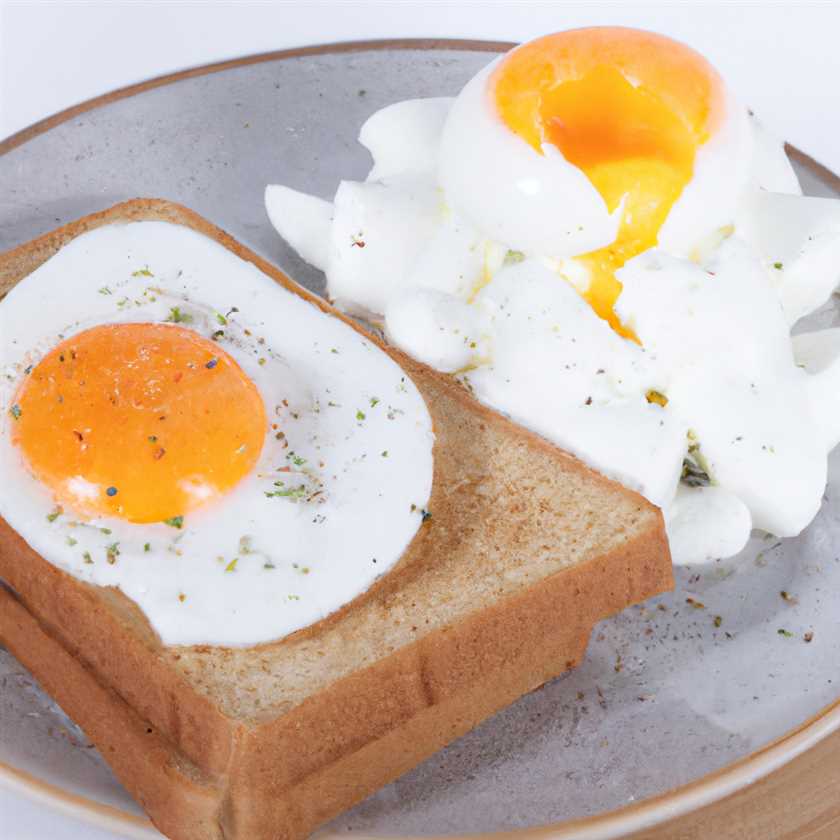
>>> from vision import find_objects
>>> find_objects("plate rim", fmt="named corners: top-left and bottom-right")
top-left (2, 35), bottom-right (840, 840)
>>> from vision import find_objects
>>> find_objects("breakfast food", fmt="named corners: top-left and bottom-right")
top-left (267, 27), bottom-right (840, 567)
top-left (0, 208), bottom-right (435, 646)
top-left (0, 200), bottom-right (671, 840)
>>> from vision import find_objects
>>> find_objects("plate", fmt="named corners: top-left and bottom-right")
top-left (2, 39), bottom-right (840, 840)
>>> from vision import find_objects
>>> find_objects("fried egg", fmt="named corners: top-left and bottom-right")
top-left (266, 27), bottom-right (840, 567)
top-left (0, 221), bottom-right (434, 646)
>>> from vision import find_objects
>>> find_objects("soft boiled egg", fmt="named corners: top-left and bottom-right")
top-left (438, 27), bottom-right (753, 334)
top-left (266, 26), bottom-right (840, 568)
top-left (0, 221), bottom-right (434, 646)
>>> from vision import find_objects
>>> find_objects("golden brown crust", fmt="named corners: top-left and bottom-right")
top-left (0, 199), bottom-right (673, 840)
top-left (0, 586), bottom-right (224, 840)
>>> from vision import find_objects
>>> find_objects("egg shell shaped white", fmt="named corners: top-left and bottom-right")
top-left (360, 97), bottom-right (454, 180)
top-left (793, 328), bottom-right (840, 452)
top-left (657, 89), bottom-right (754, 256)
top-left (265, 184), bottom-right (333, 272)
top-left (437, 61), bottom-right (622, 259)
top-left (666, 484), bottom-right (752, 566)
top-left (327, 174), bottom-right (442, 316)
top-left (747, 115), bottom-right (802, 195)
top-left (736, 190), bottom-right (840, 325)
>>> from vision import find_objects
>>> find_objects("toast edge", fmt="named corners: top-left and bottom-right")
top-left (0, 585), bottom-right (224, 840)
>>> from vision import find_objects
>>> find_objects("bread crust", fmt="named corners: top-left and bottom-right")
top-left (0, 199), bottom-right (673, 840)
top-left (0, 586), bottom-right (224, 840)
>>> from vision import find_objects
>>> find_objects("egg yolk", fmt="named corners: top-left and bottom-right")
top-left (493, 27), bottom-right (725, 335)
top-left (11, 323), bottom-right (266, 524)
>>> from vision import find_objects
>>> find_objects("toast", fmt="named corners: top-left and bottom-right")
top-left (0, 199), bottom-right (673, 840)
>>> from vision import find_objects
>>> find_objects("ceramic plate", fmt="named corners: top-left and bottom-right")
top-left (2, 40), bottom-right (840, 840)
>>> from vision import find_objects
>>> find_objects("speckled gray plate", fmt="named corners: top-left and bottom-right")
top-left (1, 40), bottom-right (840, 840)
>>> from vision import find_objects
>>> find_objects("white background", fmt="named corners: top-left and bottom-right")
top-left (1, 1), bottom-right (839, 838)
top-left (2, 0), bottom-right (840, 172)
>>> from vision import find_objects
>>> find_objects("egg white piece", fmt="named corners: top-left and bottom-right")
top-left (616, 239), bottom-right (792, 383)
top-left (0, 222), bottom-right (434, 647)
top-left (437, 62), bottom-right (622, 259)
top-left (736, 190), bottom-right (840, 325)
top-left (666, 485), bottom-right (752, 566)
top-left (747, 115), bottom-right (802, 195)
top-left (656, 91), bottom-right (753, 256)
top-left (385, 287), bottom-right (485, 373)
top-left (404, 215), bottom-right (489, 300)
top-left (265, 184), bottom-right (333, 272)
top-left (460, 260), bottom-right (686, 508)
top-left (360, 97), bottom-right (453, 180)
top-left (793, 329), bottom-right (840, 451)
top-left (327, 174), bottom-right (441, 316)
top-left (618, 239), bottom-right (826, 536)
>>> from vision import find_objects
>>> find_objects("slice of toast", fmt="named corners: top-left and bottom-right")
top-left (0, 199), bottom-right (672, 840)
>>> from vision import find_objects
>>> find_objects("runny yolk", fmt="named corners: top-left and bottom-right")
top-left (493, 27), bottom-right (725, 336)
top-left (11, 323), bottom-right (266, 524)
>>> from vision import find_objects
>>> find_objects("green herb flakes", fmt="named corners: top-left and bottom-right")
top-left (504, 249), bottom-right (526, 265)
top-left (66, 536), bottom-right (78, 547)
top-left (265, 482), bottom-right (307, 500)
top-left (777, 628), bottom-right (794, 638)
top-left (83, 551), bottom-right (93, 564)
top-left (370, 397), bottom-right (380, 407)
top-left (215, 312), bottom-right (228, 326)
top-left (144, 543), bottom-right (151, 552)
top-left (773, 262), bottom-right (784, 270)
top-left (225, 558), bottom-right (238, 573)
top-left (9, 404), bottom-right (21, 421)
top-left (46, 506), bottom-right (63, 523)
top-left (106, 542), bottom-right (120, 564)
top-left (356, 409), bottom-right (366, 421)
top-left (163, 516), bottom-right (184, 529)
top-left (132, 266), bottom-right (153, 278)
top-left (166, 307), bottom-right (192, 324)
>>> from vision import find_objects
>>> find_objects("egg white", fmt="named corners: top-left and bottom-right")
top-left (359, 96), bottom-right (453, 181)
top-left (437, 61), bottom-right (622, 259)
top-left (736, 190), bottom-right (840, 325)
top-left (0, 221), bottom-right (434, 646)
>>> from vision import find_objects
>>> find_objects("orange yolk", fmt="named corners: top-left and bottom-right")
top-left (493, 27), bottom-right (725, 335)
top-left (11, 323), bottom-right (266, 524)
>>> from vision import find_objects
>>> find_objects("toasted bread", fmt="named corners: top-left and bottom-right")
top-left (0, 199), bottom-right (672, 840)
